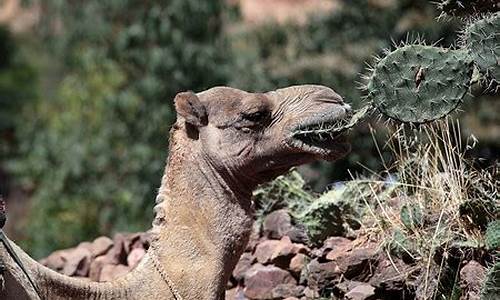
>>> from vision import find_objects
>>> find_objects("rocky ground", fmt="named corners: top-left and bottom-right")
top-left (40, 208), bottom-right (490, 300)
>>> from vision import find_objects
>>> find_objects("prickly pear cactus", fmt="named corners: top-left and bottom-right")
top-left (297, 196), bottom-right (345, 245)
top-left (484, 220), bottom-right (500, 251)
top-left (400, 204), bottom-right (423, 230)
top-left (464, 12), bottom-right (500, 83)
top-left (481, 261), bottom-right (500, 300)
top-left (438, 0), bottom-right (499, 17)
top-left (366, 44), bottom-right (473, 124)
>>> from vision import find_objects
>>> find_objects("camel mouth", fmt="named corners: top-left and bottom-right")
top-left (288, 115), bottom-right (353, 159)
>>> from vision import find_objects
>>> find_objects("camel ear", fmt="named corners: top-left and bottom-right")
top-left (174, 91), bottom-right (207, 127)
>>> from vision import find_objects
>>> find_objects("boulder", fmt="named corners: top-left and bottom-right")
top-left (263, 209), bottom-right (294, 240)
top-left (89, 255), bottom-right (114, 282)
top-left (61, 245), bottom-right (92, 277)
top-left (233, 252), bottom-right (255, 282)
top-left (244, 264), bottom-right (296, 299)
top-left (323, 237), bottom-right (353, 260)
top-left (344, 284), bottom-right (376, 300)
top-left (40, 250), bottom-right (66, 271)
top-left (271, 284), bottom-right (304, 299)
top-left (127, 247), bottom-right (146, 269)
top-left (99, 264), bottom-right (130, 282)
top-left (90, 236), bottom-right (114, 257)
top-left (289, 253), bottom-right (308, 276)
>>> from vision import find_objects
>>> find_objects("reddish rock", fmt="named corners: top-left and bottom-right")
top-left (41, 250), bottom-right (66, 271)
top-left (127, 248), bottom-right (146, 269)
top-left (226, 286), bottom-right (247, 300)
top-left (89, 255), bottom-right (113, 282)
top-left (289, 253), bottom-right (308, 275)
top-left (323, 237), bottom-right (353, 260)
top-left (255, 240), bottom-right (282, 265)
top-left (124, 233), bottom-right (142, 254)
top-left (303, 286), bottom-right (320, 299)
top-left (304, 259), bottom-right (342, 291)
top-left (283, 298), bottom-right (300, 300)
top-left (271, 284), bottom-right (304, 299)
top-left (335, 280), bottom-right (368, 296)
top-left (233, 252), bottom-right (255, 282)
top-left (344, 284), bottom-right (375, 300)
top-left (460, 260), bottom-right (486, 300)
top-left (105, 233), bottom-right (127, 265)
top-left (369, 255), bottom-right (413, 295)
top-left (90, 236), bottom-right (114, 257)
top-left (61, 246), bottom-right (92, 277)
top-left (263, 209), bottom-right (294, 240)
top-left (255, 236), bottom-right (304, 268)
top-left (332, 248), bottom-right (378, 280)
top-left (244, 264), bottom-right (296, 299)
top-left (99, 264), bottom-right (130, 282)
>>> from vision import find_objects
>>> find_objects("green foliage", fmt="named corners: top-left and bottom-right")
top-left (481, 261), bottom-right (500, 300)
top-left (485, 220), bottom-right (500, 251)
top-left (11, 0), bottom-right (228, 257)
top-left (464, 12), bottom-right (500, 85)
top-left (400, 203), bottom-right (423, 230)
top-left (366, 45), bottom-right (473, 123)
top-left (0, 26), bottom-right (37, 157)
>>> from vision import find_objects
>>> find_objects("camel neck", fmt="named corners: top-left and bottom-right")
top-left (148, 134), bottom-right (255, 299)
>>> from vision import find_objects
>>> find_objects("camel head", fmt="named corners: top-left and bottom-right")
top-left (173, 84), bottom-right (352, 185)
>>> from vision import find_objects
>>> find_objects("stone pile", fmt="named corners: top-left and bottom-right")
top-left (41, 209), bottom-right (487, 300)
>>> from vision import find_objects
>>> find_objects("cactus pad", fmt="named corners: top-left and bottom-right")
top-left (485, 220), bottom-right (500, 251)
top-left (366, 45), bottom-right (473, 124)
top-left (464, 12), bottom-right (500, 82)
top-left (438, 0), bottom-right (499, 17)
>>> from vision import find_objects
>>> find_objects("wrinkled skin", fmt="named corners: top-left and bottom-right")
top-left (0, 85), bottom-right (351, 300)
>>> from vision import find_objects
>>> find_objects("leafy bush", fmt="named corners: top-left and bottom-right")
top-left (10, 0), bottom-right (228, 257)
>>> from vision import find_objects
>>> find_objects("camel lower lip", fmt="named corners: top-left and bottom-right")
top-left (289, 132), bottom-right (350, 157)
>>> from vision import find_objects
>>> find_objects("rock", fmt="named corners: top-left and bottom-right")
top-left (324, 237), bottom-right (353, 260)
top-left (90, 236), bottom-right (114, 257)
top-left (335, 280), bottom-right (369, 296)
top-left (233, 252), bottom-right (255, 282)
top-left (303, 286), bottom-right (319, 299)
top-left (61, 246), bottom-right (92, 277)
top-left (244, 264), bottom-right (296, 299)
top-left (344, 284), bottom-right (375, 300)
top-left (124, 233), bottom-right (142, 254)
top-left (226, 286), bottom-right (247, 300)
top-left (271, 284), bottom-right (304, 299)
top-left (369, 255), bottom-right (414, 296)
top-left (99, 264), bottom-right (130, 282)
top-left (106, 233), bottom-right (128, 265)
top-left (89, 255), bottom-right (113, 282)
top-left (41, 250), bottom-right (66, 271)
top-left (283, 298), bottom-right (300, 300)
top-left (460, 260), bottom-right (486, 300)
top-left (332, 248), bottom-right (378, 280)
top-left (263, 209), bottom-right (294, 240)
top-left (289, 253), bottom-right (308, 276)
top-left (255, 240), bottom-right (282, 265)
top-left (255, 236), bottom-right (304, 268)
top-left (304, 259), bottom-right (342, 291)
top-left (127, 247), bottom-right (146, 269)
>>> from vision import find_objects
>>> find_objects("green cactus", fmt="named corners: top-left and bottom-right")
top-left (297, 197), bottom-right (345, 245)
top-left (366, 44), bottom-right (473, 124)
top-left (485, 220), bottom-right (500, 251)
top-left (388, 229), bottom-right (418, 263)
top-left (463, 12), bottom-right (500, 85)
top-left (438, 0), bottom-right (499, 17)
top-left (481, 261), bottom-right (500, 300)
top-left (400, 204), bottom-right (424, 230)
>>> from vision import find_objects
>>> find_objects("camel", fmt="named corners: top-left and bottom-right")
top-left (0, 85), bottom-right (352, 299)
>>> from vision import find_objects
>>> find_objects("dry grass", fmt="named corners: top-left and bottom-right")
top-left (351, 118), bottom-right (498, 298)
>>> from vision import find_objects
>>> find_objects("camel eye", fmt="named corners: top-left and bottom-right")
top-left (242, 110), bottom-right (269, 123)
